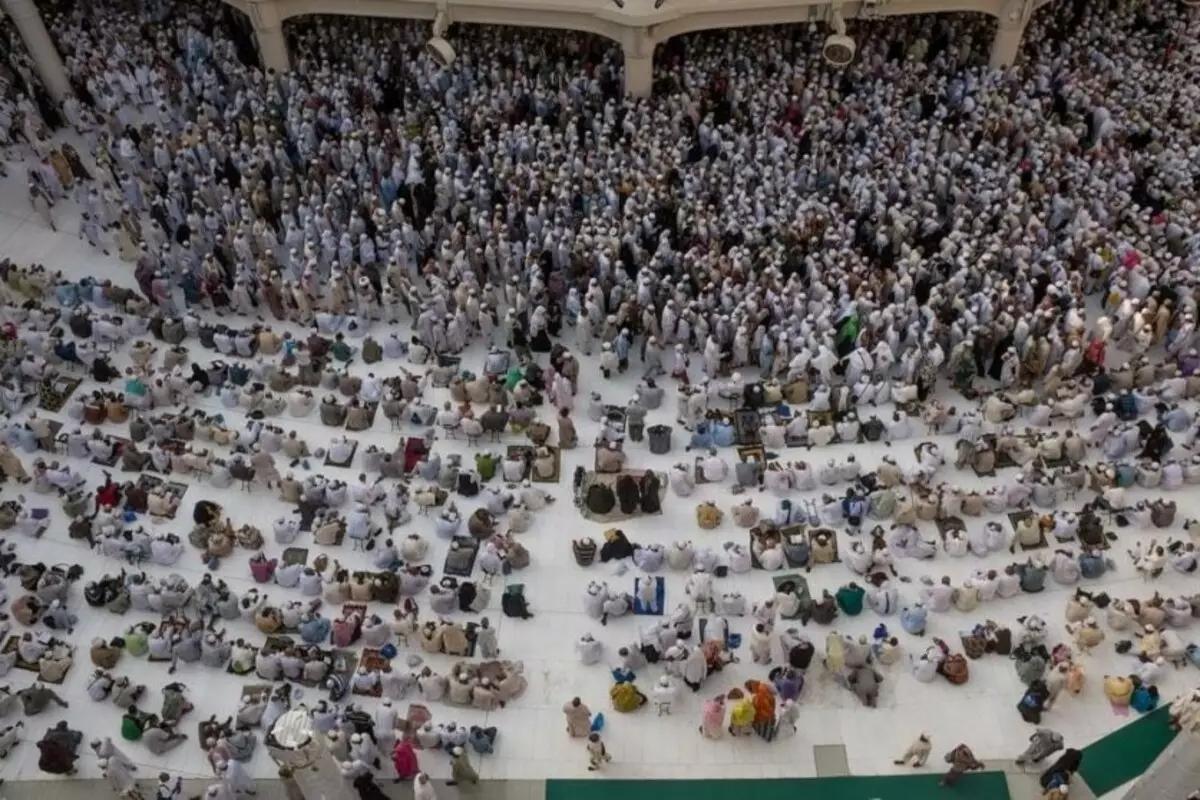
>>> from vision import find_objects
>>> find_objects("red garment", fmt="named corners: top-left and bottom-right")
top-left (249, 556), bottom-right (277, 583)
top-left (392, 738), bottom-right (419, 780)
top-left (96, 482), bottom-right (120, 508)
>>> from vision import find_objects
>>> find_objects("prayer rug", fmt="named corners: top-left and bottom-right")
top-left (443, 536), bottom-right (480, 578)
top-left (38, 376), bottom-right (81, 413)
top-left (772, 573), bottom-right (811, 619)
top-left (0, 635), bottom-right (39, 673)
top-left (578, 470), bottom-right (667, 523)
top-left (144, 439), bottom-right (187, 473)
top-left (1009, 510), bottom-right (1048, 551)
top-left (324, 439), bottom-right (359, 468)
top-left (352, 648), bottom-right (387, 697)
top-left (632, 576), bottom-right (665, 615)
top-left (227, 646), bottom-right (260, 676)
top-left (530, 445), bottom-right (561, 483)
top-left (92, 437), bottom-right (127, 467)
top-left (136, 474), bottom-right (187, 519)
top-left (506, 445), bottom-right (534, 481)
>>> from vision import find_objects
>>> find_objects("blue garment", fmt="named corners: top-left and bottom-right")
top-left (55, 283), bottom-right (80, 307)
top-left (380, 176), bottom-right (398, 210)
top-left (299, 617), bottom-right (331, 644)
top-left (690, 422), bottom-right (714, 449)
top-left (1114, 463), bottom-right (1137, 488)
top-left (54, 341), bottom-right (79, 364)
top-left (712, 422), bottom-right (735, 447)
top-left (774, 673), bottom-right (802, 701)
top-left (842, 497), bottom-right (868, 522)
top-left (1131, 686), bottom-right (1158, 713)
top-left (900, 606), bottom-right (927, 634)
top-left (1079, 554), bottom-right (1105, 579)
top-left (469, 727), bottom-right (497, 755)
top-left (759, 336), bottom-right (774, 370)
top-left (615, 333), bottom-right (631, 361)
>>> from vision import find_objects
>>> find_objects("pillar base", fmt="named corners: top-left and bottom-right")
top-left (990, 24), bottom-right (1024, 70)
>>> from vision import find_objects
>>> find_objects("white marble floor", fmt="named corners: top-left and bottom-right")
top-left (0, 171), bottom-right (1194, 790)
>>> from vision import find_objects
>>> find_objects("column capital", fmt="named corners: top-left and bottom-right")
top-left (621, 27), bottom-right (654, 59)
top-left (246, 0), bottom-right (283, 31)
top-left (998, 0), bottom-right (1034, 30)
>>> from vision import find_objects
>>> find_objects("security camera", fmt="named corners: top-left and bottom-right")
top-left (427, 9), bottom-right (455, 66)
top-left (822, 5), bottom-right (856, 66)
top-left (427, 37), bottom-right (456, 66)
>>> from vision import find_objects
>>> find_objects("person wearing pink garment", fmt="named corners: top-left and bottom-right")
top-left (699, 695), bottom-right (725, 739)
top-left (392, 736), bottom-right (420, 782)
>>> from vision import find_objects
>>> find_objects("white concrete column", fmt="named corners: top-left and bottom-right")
top-left (247, 0), bottom-right (290, 74)
top-left (989, 23), bottom-right (1025, 70)
top-left (621, 26), bottom-right (655, 98)
top-left (623, 54), bottom-right (652, 98)
top-left (1, 0), bottom-right (70, 101)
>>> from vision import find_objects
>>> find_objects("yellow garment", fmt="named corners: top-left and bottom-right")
top-left (729, 699), bottom-right (755, 727)
top-left (1103, 675), bottom-right (1132, 706)
top-left (610, 683), bottom-right (642, 713)
top-left (696, 502), bottom-right (723, 529)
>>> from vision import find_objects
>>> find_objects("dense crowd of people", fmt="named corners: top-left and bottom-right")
top-left (0, 0), bottom-right (1196, 793)
top-left (6, 0), bottom-right (1196, 388)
